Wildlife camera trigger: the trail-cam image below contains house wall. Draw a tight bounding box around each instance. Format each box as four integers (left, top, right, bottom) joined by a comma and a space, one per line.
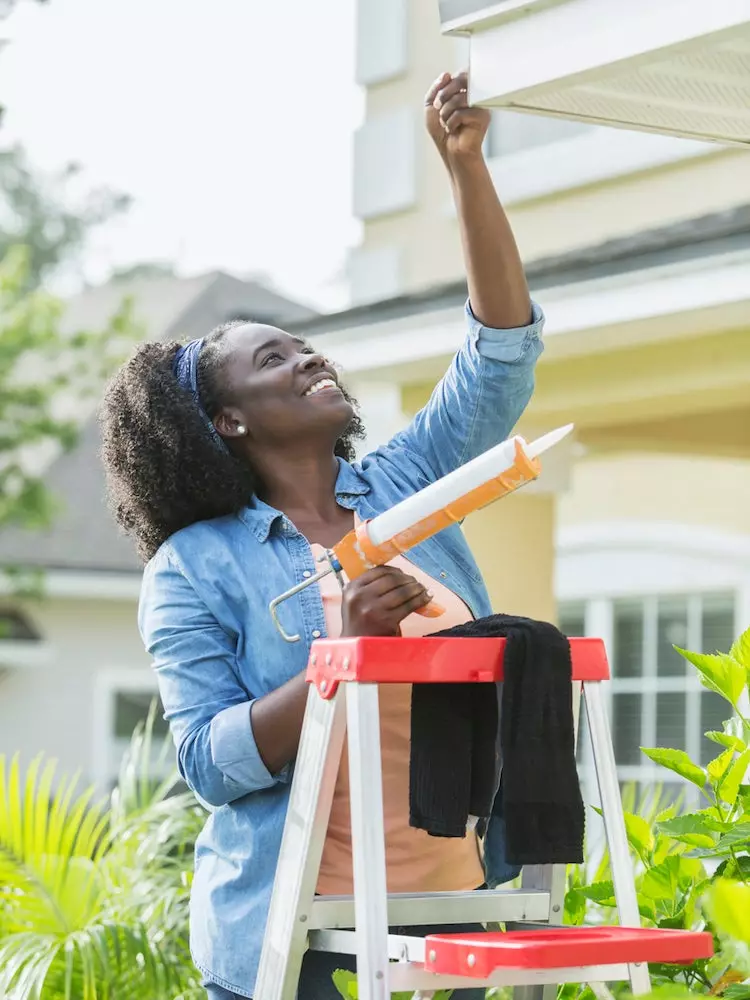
0, 596, 151, 793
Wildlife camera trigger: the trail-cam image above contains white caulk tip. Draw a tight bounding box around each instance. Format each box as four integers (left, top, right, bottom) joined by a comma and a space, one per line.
525, 423, 575, 460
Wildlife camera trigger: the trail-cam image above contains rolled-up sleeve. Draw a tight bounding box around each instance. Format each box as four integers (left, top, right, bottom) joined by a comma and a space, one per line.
467, 299, 545, 363
367, 297, 544, 490
138, 548, 287, 807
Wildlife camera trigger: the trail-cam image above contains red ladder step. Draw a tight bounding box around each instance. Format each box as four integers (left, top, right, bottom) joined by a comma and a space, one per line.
424, 927, 714, 978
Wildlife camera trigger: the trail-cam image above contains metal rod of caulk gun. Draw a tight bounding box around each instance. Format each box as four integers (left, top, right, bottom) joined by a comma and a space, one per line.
268, 563, 335, 642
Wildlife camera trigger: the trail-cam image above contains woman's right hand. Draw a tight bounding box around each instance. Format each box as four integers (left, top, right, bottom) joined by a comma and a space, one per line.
341, 566, 432, 637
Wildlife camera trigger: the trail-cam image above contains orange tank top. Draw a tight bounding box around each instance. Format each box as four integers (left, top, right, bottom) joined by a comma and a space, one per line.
313, 539, 485, 896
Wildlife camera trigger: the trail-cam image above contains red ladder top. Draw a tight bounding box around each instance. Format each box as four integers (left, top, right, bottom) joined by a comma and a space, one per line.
306, 636, 609, 699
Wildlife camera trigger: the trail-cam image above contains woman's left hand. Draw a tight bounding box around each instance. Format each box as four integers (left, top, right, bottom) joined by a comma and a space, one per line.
425, 70, 491, 163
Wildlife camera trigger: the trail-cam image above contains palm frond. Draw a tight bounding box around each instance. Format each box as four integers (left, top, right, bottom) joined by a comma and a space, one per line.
0, 705, 203, 1000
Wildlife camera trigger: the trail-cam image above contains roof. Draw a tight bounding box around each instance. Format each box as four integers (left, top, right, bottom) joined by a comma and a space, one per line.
0, 271, 317, 575
2, 207, 747, 577
65, 270, 317, 340
288, 204, 750, 336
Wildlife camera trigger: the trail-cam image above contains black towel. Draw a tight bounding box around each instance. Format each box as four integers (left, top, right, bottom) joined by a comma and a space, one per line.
409, 614, 585, 866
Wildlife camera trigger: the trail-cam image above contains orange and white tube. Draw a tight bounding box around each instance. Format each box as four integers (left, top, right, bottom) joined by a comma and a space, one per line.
333, 424, 573, 606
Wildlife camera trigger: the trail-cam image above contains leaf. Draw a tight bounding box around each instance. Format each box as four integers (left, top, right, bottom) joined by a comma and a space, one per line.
640, 856, 702, 902
657, 812, 722, 848
658, 906, 689, 930
623, 810, 655, 862
564, 887, 587, 926
719, 748, 750, 806
706, 731, 746, 752
676, 647, 747, 708
331, 969, 359, 999
729, 626, 750, 670
723, 986, 750, 1000
711, 823, 750, 856
709, 879, 750, 944
578, 880, 617, 906
641, 747, 707, 788
708, 748, 736, 787
715, 854, 750, 879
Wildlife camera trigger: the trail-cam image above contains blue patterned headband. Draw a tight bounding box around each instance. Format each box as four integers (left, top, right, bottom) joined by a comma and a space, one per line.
173, 339, 230, 454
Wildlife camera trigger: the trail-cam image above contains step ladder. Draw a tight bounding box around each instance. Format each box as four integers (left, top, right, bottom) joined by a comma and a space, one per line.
256, 635, 713, 999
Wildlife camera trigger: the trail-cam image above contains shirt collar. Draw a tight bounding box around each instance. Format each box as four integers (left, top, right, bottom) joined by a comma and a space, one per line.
238, 458, 370, 543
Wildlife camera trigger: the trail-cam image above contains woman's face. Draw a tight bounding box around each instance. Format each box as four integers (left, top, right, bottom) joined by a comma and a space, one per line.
213, 323, 354, 449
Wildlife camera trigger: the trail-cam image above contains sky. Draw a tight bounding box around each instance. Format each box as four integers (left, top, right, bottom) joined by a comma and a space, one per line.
1, 0, 364, 309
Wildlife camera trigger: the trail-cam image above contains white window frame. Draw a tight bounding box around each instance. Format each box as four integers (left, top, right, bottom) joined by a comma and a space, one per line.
557, 521, 750, 811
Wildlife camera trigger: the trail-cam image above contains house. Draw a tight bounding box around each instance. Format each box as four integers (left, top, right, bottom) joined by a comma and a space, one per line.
340, 0, 750, 805
0, 271, 316, 792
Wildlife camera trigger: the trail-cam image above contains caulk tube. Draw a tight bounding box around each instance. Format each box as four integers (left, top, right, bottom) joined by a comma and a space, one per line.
367, 436, 523, 547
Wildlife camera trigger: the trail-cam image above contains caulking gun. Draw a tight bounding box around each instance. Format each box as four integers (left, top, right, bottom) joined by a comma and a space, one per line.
269, 423, 574, 642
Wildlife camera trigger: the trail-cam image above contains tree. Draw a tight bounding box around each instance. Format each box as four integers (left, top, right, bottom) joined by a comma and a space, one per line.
0, 246, 139, 555
0, 124, 138, 561
109, 261, 177, 284
0, 146, 131, 291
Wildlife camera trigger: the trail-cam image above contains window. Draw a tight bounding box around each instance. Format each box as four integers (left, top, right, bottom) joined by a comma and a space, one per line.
94, 672, 178, 793
486, 110, 594, 159
114, 690, 170, 741
356, 0, 407, 86
353, 109, 417, 220
560, 593, 737, 807
110, 688, 174, 788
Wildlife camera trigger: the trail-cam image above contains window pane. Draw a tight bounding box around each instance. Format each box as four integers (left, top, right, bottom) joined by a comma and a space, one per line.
559, 604, 585, 639
656, 691, 687, 751
700, 692, 734, 765
612, 693, 643, 765
657, 599, 688, 677
636, 782, 684, 810
613, 601, 643, 678
114, 691, 169, 740
702, 596, 735, 654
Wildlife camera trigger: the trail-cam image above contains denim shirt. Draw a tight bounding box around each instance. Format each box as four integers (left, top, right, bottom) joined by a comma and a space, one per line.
138, 300, 545, 997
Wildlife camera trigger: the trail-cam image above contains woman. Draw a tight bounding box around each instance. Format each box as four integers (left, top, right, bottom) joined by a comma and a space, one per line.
100, 71, 544, 1000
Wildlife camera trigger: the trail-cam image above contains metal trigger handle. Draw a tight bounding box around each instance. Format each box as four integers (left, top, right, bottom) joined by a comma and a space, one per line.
269, 561, 337, 643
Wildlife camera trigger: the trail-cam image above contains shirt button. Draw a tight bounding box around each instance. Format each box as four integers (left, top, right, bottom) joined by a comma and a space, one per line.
440, 571, 448, 579
312, 630, 322, 639
302, 570, 312, 578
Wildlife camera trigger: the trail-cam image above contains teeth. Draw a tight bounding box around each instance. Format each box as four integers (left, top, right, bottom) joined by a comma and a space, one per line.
305, 378, 336, 396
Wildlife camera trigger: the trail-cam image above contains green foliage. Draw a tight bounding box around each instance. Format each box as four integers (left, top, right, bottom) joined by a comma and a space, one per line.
0, 146, 130, 292
0, 246, 139, 542
569, 626, 750, 998
331, 967, 455, 999
710, 880, 750, 946
0, 703, 206, 1000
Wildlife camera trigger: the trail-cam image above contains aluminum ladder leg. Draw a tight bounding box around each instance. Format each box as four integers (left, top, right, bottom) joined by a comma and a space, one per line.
254, 683, 347, 1000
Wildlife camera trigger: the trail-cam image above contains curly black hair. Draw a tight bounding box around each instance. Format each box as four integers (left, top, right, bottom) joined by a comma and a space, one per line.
100, 320, 365, 563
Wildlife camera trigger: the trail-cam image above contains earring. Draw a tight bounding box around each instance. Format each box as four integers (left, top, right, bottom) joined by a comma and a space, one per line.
236, 424, 247, 436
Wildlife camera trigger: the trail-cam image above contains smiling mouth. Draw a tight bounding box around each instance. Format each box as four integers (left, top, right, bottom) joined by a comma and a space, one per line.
304, 377, 339, 397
